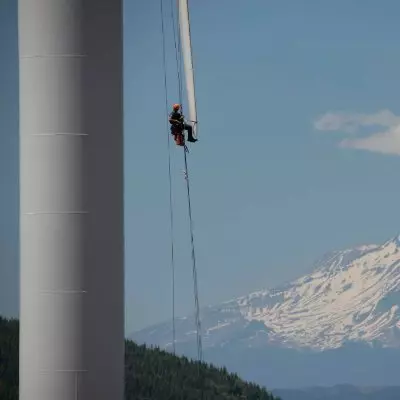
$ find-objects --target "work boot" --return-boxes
[187,136,197,143]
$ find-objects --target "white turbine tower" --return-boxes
[18,0,125,398]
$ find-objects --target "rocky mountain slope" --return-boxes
[133,234,400,352]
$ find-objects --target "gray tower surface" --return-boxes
[18,0,124,399]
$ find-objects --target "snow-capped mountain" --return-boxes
[132,234,400,352]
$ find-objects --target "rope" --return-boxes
[159,0,176,355]
[171,1,203,364]
[161,0,204,369]
[183,149,203,363]
[170,0,184,108]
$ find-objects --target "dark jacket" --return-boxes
[169,111,184,127]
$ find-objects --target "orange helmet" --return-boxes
[173,103,180,110]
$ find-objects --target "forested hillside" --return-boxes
[0,316,279,399]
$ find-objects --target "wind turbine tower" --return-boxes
[18,0,125,398]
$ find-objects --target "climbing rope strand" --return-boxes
[170,0,184,107]
[173,0,203,365]
[166,0,204,368]
[183,150,205,400]
[183,150,203,363]
[160,0,176,355]
[176,1,185,111]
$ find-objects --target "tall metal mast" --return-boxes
[18,0,125,398]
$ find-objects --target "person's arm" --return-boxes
[169,114,184,124]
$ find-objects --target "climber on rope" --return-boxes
[169,103,197,146]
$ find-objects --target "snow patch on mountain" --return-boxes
[132,235,400,352]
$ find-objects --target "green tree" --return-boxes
[0,316,280,400]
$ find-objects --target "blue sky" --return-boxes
[2,0,400,333]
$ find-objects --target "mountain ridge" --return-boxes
[131,234,400,388]
[132,234,400,352]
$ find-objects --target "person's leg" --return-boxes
[184,123,197,142]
